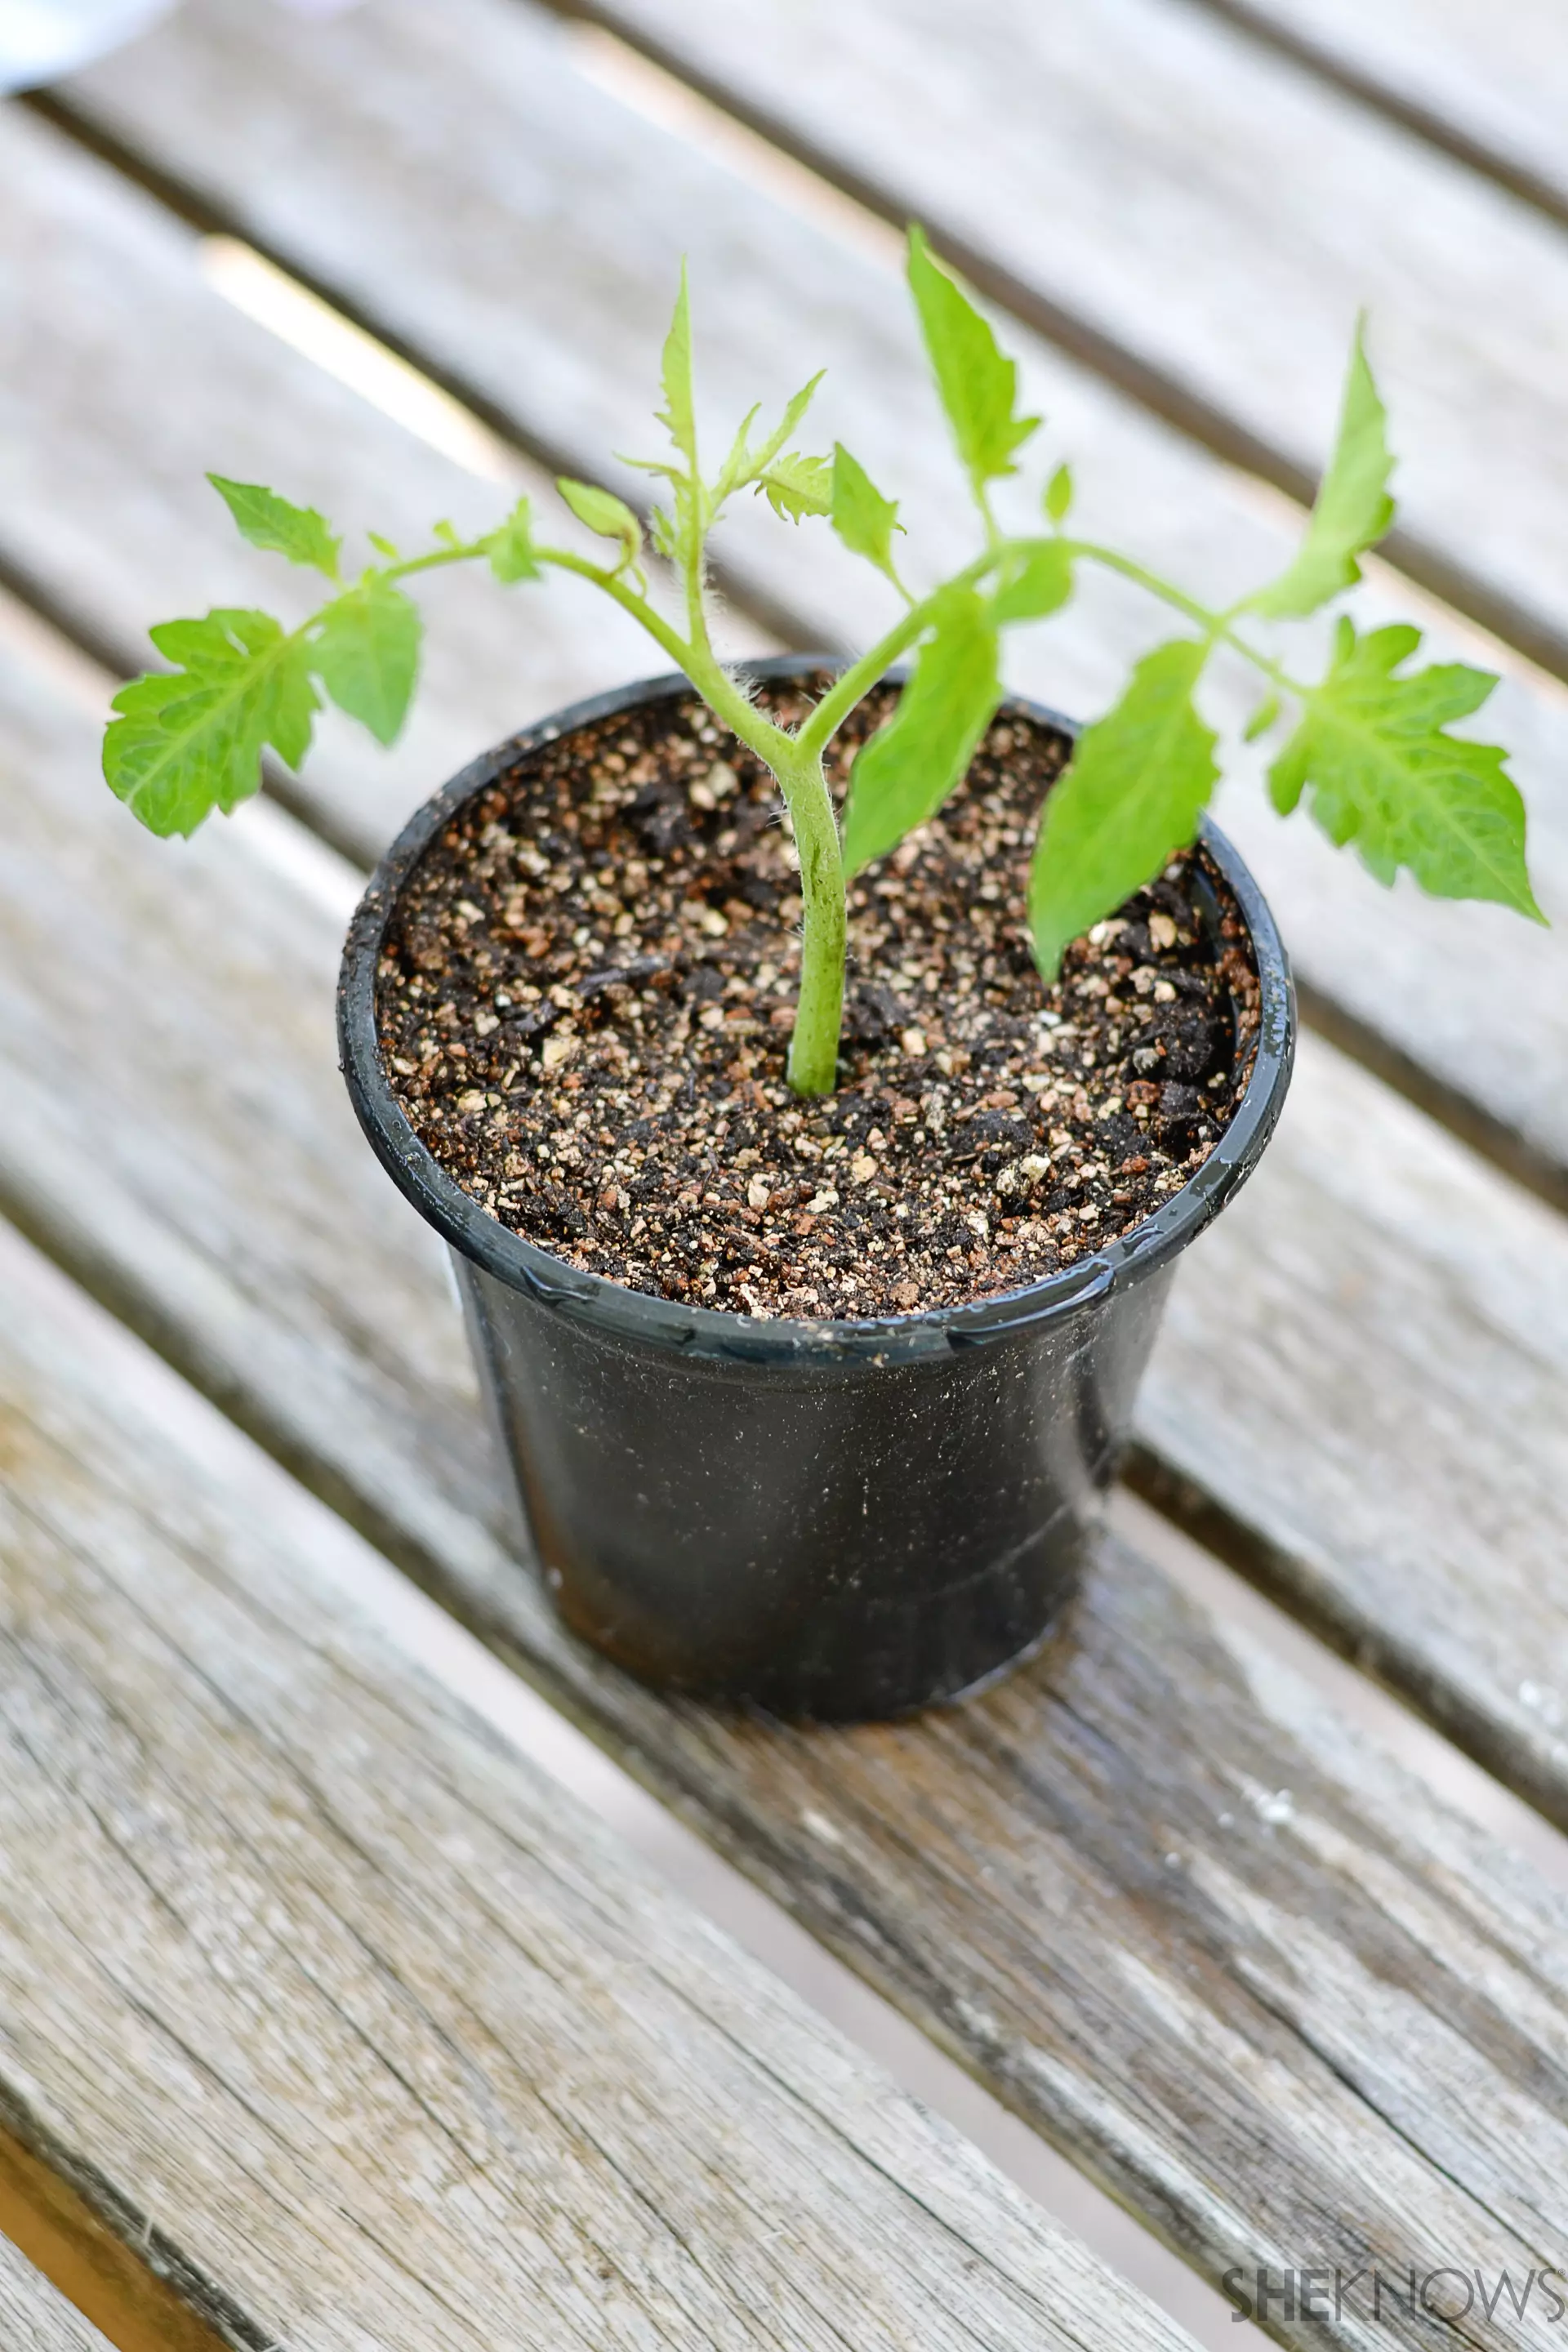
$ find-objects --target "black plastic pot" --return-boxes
[339,658,1294,1721]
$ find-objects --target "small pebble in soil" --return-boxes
[377,678,1261,1320]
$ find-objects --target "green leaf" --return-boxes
[207,475,341,581]
[311,578,421,746]
[1248,319,1394,618]
[1030,639,1218,980]
[103,608,317,836]
[1267,618,1541,916]
[830,443,903,581]
[906,225,1040,498]
[843,590,1001,874]
[368,532,401,560]
[483,494,541,583]
[557,476,644,570]
[756,451,832,523]
[1242,693,1281,743]
[992,539,1073,626]
[1044,463,1074,524]
[733,372,826,492]
[713,402,763,500]
[657,260,697,468]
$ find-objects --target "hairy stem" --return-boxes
[535,545,703,680]
[548,537,839,1089]
[532,519,1315,1102]
[684,636,845,1094]
[795,548,1003,762]
[775,743,847,1095]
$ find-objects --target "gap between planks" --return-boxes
[4,72,1568,1835]
[1,1216,1208,2352]
[12,618,1568,2344]
[0,608,1249,2351]
[1170,0,1568,234]
[14,87,826,669]
[0,2136,220,2352]
[6,74,1568,1223]
[519,0,1568,681]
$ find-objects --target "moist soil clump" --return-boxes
[377,679,1260,1320]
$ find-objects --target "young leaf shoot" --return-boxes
[106,238,1540,1094]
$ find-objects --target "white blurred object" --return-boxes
[0,0,360,92]
[0,0,171,85]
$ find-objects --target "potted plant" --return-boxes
[104,232,1539,1718]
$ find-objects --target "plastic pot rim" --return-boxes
[338,653,1296,1370]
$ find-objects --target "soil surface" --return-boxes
[377,677,1260,1320]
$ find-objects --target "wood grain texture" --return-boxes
[11,620,1568,1828]
[41,0,1568,1200]
[0,2234,114,2352]
[0,104,697,868]
[0,1231,1193,2352]
[1200,0,1568,221]
[7,639,1568,2332]
[491,0,1568,669]
[2,2120,227,2352]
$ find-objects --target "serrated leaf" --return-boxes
[104,607,317,836]
[843,590,1000,874]
[483,494,541,583]
[756,451,832,523]
[992,539,1073,626]
[312,579,421,746]
[1044,463,1074,524]
[713,403,763,501]
[906,225,1040,498]
[207,475,341,581]
[557,477,644,569]
[830,443,903,581]
[657,260,697,467]
[1242,693,1282,744]
[1030,639,1218,980]
[1248,319,1394,618]
[728,372,826,499]
[1267,618,1541,916]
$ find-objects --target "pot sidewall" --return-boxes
[339,659,1296,1718]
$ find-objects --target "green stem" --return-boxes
[430,519,1311,1102]
[534,546,701,680]
[1058,540,1222,636]
[381,543,486,584]
[776,745,847,1095]
[795,547,1004,762]
[1062,539,1316,702]
[1217,630,1306,697]
[681,625,844,1094]
[546,543,839,1091]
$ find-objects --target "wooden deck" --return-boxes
[3,2,1568,2345]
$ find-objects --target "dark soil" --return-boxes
[376,677,1260,1321]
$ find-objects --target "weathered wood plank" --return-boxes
[0,102,691,867]
[38,0,1568,1203]
[489,0,1568,669]
[0,2236,114,2352]
[0,1228,1195,2352]
[8,621,1568,2332]
[1200,0,1568,222]
[2,2118,226,2352]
